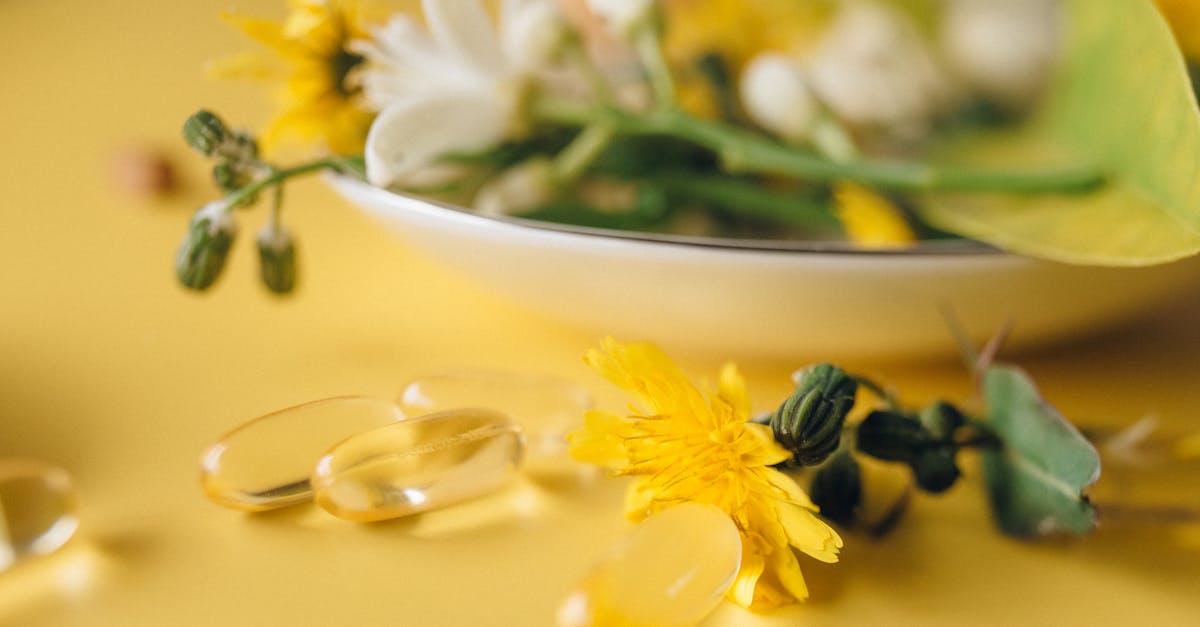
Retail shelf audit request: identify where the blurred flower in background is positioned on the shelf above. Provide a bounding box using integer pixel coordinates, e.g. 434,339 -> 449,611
211,0 -> 379,155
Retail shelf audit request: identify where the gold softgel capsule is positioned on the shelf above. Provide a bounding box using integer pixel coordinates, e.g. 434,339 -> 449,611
557,503 -> 742,627
398,369 -> 591,472
311,408 -> 525,522
200,397 -> 405,511
0,460 -> 79,571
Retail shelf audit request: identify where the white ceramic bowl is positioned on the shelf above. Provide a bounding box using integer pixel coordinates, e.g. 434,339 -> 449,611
330,176 -> 1200,360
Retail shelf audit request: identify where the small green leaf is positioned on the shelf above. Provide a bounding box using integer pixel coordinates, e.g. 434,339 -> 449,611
920,0 -> 1200,265
980,365 -> 1100,537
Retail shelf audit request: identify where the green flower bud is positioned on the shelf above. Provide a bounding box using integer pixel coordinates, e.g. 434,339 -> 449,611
771,363 -> 858,466
175,202 -> 236,291
212,163 -> 239,192
911,446 -> 960,493
858,410 -> 963,493
183,110 -> 228,157
855,410 -> 928,462
256,225 -> 297,294
809,450 -> 861,526
919,401 -> 965,441
225,130 -> 260,163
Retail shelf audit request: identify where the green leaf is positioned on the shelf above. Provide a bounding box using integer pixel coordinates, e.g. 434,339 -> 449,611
919,0 -> 1200,266
980,366 -> 1100,537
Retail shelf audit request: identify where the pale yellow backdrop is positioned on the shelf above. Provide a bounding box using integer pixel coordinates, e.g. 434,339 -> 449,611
0,0 -> 1197,625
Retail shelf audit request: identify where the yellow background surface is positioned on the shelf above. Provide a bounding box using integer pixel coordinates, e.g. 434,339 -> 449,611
1,1 -> 1198,624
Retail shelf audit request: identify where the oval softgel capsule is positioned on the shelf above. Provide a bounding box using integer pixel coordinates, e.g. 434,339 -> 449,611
557,503 -> 742,627
200,397 -> 405,511
0,460 -> 79,571
398,369 -> 591,470
311,408 -> 525,522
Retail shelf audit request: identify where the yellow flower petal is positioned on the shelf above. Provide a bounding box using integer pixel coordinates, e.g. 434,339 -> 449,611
779,501 -> 842,563
217,0 -> 375,156
730,541 -> 765,607
567,410 -> 633,467
207,51 -> 283,80
834,181 -> 917,249
717,362 -> 751,420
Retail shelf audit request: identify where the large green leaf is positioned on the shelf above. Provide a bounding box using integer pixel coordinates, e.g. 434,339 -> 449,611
920,0 -> 1200,265
980,366 -> 1100,537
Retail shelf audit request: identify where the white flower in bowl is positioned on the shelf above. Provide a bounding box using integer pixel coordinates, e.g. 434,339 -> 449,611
355,0 -> 567,189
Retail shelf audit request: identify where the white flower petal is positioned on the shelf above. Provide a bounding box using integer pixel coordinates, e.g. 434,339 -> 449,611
422,0 -> 507,77
740,53 -> 817,143
501,0 -> 566,71
365,91 -> 512,188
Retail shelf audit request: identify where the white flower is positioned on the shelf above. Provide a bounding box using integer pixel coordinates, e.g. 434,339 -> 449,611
356,0 -> 566,189
739,53 -> 819,143
803,1 -> 956,138
940,0 -> 1060,110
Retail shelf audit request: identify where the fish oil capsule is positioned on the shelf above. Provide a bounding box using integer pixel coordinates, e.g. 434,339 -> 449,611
201,397 -> 405,511
0,460 -> 79,571
398,370 -> 592,472
311,408 -> 524,522
557,504 -> 742,627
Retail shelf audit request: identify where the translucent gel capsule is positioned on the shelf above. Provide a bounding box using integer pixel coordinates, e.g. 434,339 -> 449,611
311,408 -> 525,522
0,460 -> 79,571
200,397 -> 405,512
557,504 -> 742,627
398,370 -> 592,469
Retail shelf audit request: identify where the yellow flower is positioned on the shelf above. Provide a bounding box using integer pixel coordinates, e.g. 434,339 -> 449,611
660,0 -> 832,119
211,0 -> 379,156
568,338 -> 842,610
833,182 -> 917,249
1157,0 -> 1200,61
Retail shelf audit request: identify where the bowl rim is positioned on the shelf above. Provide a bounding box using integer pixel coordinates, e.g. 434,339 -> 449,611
330,174 -> 1001,257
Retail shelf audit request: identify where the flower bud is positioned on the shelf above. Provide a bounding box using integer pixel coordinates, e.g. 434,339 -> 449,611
858,410 -> 962,493
918,401 -> 965,442
225,130 -> 260,164
212,163 -> 239,192
771,363 -> 857,466
910,446 -> 960,493
809,450 -> 861,526
739,53 -> 819,143
256,225 -> 297,295
175,202 -> 237,291
183,110 -> 229,157
855,410 -> 927,463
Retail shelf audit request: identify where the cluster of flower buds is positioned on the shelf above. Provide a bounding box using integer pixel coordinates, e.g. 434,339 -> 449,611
767,362 -> 995,531
855,401 -> 968,493
177,110 -> 297,294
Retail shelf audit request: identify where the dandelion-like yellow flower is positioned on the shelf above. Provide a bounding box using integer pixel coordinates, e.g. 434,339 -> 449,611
661,0 -> 831,119
568,338 -> 842,610
211,0 -> 378,155
834,182 -> 917,249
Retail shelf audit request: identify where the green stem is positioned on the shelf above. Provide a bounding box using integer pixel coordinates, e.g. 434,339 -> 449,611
635,29 -> 675,109
222,156 -> 363,210
654,173 -> 839,231
533,100 -> 1107,194
553,121 -> 617,184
